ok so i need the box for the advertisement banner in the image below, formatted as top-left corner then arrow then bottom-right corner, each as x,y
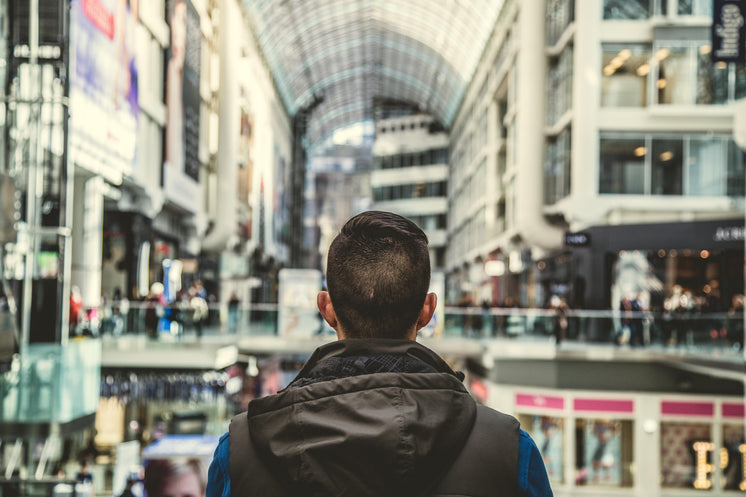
278,269 -> 322,338
712,0 -> 746,63
164,0 -> 202,210
69,0 -> 139,177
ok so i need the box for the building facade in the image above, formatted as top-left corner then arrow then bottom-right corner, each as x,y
446,0 -> 745,311
372,113 -> 449,270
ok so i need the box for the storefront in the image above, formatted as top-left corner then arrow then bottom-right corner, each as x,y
569,219 -> 744,311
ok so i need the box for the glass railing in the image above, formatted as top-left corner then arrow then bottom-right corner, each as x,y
97,302 -> 744,361
0,338 -> 101,423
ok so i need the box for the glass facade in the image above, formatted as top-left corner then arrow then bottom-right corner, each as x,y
374,148 -> 448,169
372,181 -> 447,202
600,134 -> 745,196
601,45 -> 650,107
547,47 -> 573,123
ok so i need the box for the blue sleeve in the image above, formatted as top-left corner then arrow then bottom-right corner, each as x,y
516,429 -> 554,497
206,432 -> 231,497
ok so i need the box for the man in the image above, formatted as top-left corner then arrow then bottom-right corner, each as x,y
207,211 -> 552,497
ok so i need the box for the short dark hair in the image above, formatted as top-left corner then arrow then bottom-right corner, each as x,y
326,211 -> 431,338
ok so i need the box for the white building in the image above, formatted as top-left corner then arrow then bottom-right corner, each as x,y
372,114 -> 449,270
447,0 -> 745,310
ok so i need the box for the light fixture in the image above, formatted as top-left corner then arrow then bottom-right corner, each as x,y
700,249 -> 710,259
657,78 -> 667,89
636,63 -> 650,76
659,151 -> 674,161
634,146 -> 647,157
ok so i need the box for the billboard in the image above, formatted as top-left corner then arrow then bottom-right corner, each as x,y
164,0 -> 202,210
69,0 -> 139,177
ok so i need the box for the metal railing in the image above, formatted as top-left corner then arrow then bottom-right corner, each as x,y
93,302 -> 744,360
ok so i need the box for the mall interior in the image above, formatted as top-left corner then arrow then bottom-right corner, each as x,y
0,0 -> 745,496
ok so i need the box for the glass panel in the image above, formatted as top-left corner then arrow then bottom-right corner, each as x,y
651,138 -> 684,195
678,0 -> 694,15
519,415 -> 565,484
601,46 -> 650,107
658,47 -> 693,105
696,49 -> 729,104
603,0 -> 651,19
727,140 -> 746,196
661,422 -> 713,489
575,419 -> 634,487
599,138 -> 646,194
736,64 -> 746,100
722,423 -> 745,491
688,138 -> 724,195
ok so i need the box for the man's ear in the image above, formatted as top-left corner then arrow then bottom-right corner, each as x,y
317,291 -> 339,330
416,292 -> 437,330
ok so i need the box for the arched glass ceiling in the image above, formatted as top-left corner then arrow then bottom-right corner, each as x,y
242,0 -> 503,152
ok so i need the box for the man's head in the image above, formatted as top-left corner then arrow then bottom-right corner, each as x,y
318,211 -> 435,340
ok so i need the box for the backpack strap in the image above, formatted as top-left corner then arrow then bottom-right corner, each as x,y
229,412 -> 289,497
430,405 -> 521,497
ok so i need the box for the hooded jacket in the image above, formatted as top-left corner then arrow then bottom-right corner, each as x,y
226,339 -> 525,497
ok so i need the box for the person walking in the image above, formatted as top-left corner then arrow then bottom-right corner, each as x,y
206,211 -> 552,497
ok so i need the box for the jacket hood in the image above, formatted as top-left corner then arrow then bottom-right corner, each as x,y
246,339 -> 477,497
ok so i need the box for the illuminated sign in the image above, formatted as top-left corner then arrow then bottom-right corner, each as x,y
692,441 -> 746,490
564,232 -> 590,247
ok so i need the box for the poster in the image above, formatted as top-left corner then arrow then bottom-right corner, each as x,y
583,419 -> 622,485
69,0 -> 139,176
164,0 -> 202,210
277,269 -> 322,338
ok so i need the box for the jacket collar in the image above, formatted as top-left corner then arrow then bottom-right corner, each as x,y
289,338 -> 465,385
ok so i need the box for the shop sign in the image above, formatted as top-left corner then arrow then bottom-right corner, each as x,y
564,231 -> 590,247
713,225 -> 745,242
712,0 -> 746,63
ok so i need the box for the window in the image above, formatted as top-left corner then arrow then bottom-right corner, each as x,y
656,42 -> 745,105
688,138 -> 723,195
651,138 -> 683,195
545,128 -> 572,203
600,134 -> 745,196
661,422 -> 712,489
599,138 -> 646,194
657,47 -> 693,105
546,0 -> 575,46
603,0 -> 650,19
601,45 -> 650,107
547,47 -> 573,123
722,423 -> 745,491
519,415 -> 565,484
575,418 -> 634,487
727,140 -> 746,197
676,0 -> 712,16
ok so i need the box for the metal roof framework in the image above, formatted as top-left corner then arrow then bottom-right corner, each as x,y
242,0 -> 502,153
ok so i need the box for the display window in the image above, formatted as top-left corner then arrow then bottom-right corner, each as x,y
661,422 -> 713,489
575,418 -> 633,487
721,423 -> 745,491
519,414 -> 565,483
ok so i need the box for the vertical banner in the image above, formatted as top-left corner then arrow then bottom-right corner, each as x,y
69,0 -> 139,176
712,0 -> 746,63
164,0 -> 202,209
278,269 -> 322,338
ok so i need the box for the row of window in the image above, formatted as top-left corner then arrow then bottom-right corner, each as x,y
374,148 -> 448,170
372,181 -> 447,202
599,134 -> 745,196
521,414 -> 744,490
408,214 -> 447,232
603,0 -> 713,19
602,43 -> 746,107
